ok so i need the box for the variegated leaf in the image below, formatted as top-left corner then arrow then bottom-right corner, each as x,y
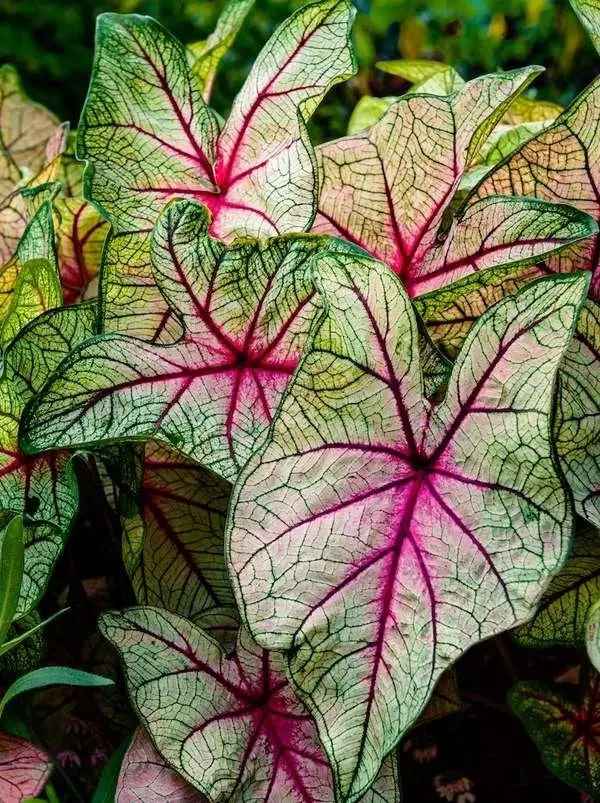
187,0 -> 255,102
555,300 -> 600,527
313,69 -> 596,295
0,730 -> 52,802
79,1 -> 355,241
570,0 -> 600,54
509,674 -> 600,797
227,252 -> 588,801
515,524 -> 600,647
474,77 -> 600,300
55,197 -> 109,303
117,728 -> 206,803
21,200 -> 328,481
100,608 -> 400,803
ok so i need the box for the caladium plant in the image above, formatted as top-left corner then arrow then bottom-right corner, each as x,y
4,0 -> 600,800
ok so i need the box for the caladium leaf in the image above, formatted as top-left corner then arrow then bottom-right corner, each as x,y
502,94 -> 562,125
313,69 -> 595,295
117,728 -> 206,802
509,675 -> 600,797
0,258 -> 62,349
227,252 -> 589,802
0,303 -> 96,618
100,230 -> 183,344
100,607 -> 400,803
0,730 -> 52,802
570,0 -> 600,54
121,440 -> 237,635
474,77 -> 600,300
514,525 -> 600,648
587,598 -> 600,672
0,66 -> 59,185
55,197 -> 109,303
21,200 -> 328,481
187,0 -> 255,102
555,300 -> 600,528
79,0 -> 356,241
375,60 -> 465,96
415,264 -> 546,358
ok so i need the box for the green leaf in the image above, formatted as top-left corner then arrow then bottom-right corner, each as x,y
570,0 -> 600,54
0,515 -> 24,647
0,666 -> 113,717
227,256 -> 589,801
347,96 -> 395,135
0,608 -> 67,658
22,200 -> 330,481
100,608 -> 400,802
0,258 -> 62,350
92,736 -> 132,803
187,0 -> 255,102
555,300 -> 600,527
509,675 -> 600,797
514,525 -> 600,648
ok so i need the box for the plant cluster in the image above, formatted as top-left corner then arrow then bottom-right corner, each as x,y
0,0 -> 600,800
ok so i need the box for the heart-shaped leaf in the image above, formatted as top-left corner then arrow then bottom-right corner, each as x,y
21,200 -> 330,481
474,77 -> 600,300
100,607 -> 400,803
117,728 -> 206,802
121,440 -> 237,641
313,69 -> 596,295
0,730 -> 52,802
187,0 -> 255,102
79,0 -> 355,241
514,524 -> 600,648
509,674 -> 600,797
555,300 -> 600,527
227,251 -> 588,801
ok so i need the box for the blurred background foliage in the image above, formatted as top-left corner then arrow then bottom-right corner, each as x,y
0,0 -> 597,142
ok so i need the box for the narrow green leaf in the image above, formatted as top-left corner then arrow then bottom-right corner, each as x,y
586,598 -> 600,672
0,608 -> 67,658
0,515 -> 24,646
91,735 -> 131,803
0,666 -> 113,718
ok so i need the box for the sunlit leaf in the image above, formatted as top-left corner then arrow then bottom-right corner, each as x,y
79,1 -> 356,241
509,674 -> 600,797
555,300 -> 600,527
514,525 -> 600,647
187,0 -> 255,102
117,728 -> 205,802
502,94 -> 562,125
313,69 -> 595,296
0,730 -> 52,803
0,66 -> 59,186
347,96 -> 395,135
0,515 -> 24,648
570,0 -> 600,54
474,77 -> 600,300
375,59 -> 451,82
227,253 -> 588,801
54,197 -> 109,303
22,200 -> 330,481
101,608 -> 400,802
